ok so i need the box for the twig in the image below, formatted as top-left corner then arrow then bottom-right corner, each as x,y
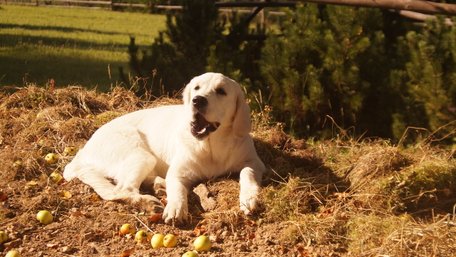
133,214 -> 153,233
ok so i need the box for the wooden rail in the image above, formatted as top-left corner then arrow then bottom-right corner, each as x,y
0,0 -> 149,9
154,1 -> 456,16
300,0 -> 456,16
1,0 -> 456,16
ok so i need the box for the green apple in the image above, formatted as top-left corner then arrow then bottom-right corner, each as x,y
12,160 -> 23,169
182,250 -> 199,257
36,210 -> 53,225
134,230 -> 148,243
119,223 -> 135,236
44,153 -> 58,165
5,250 -> 21,257
49,171 -> 63,184
63,146 -> 78,156
163,233 -> 177,248
193,235 -> 211,252
151,233 -> 165,249
0,230 -> 8,244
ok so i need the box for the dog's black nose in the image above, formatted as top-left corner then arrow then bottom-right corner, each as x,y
192,96 -> 208,110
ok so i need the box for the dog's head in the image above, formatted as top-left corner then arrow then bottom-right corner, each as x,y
183,73 -> 251,140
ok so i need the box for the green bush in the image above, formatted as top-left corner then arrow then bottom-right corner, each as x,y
260,5 -> 387,137
391,18 -> 456,141
259,4 -> 455,141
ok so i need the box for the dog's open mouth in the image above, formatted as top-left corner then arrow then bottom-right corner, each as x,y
191,113 -> 220,139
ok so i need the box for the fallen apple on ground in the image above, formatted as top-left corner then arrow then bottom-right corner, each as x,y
36,210 -> 53,225
134,230 -> 148,243
182,250 -> 199,257
5,249 -> 21,257
49,171 -> 63,184
163,233 -> 177,248
12,160 -> 23,169
151,233 -> 165,249
0,230 -> 8,244
119,223 -> 135,236
193,235 -> 211,252
64,146 -> 78,156
44,153 -> 59,165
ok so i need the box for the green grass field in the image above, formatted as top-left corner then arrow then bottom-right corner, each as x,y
0,5 -> 166,89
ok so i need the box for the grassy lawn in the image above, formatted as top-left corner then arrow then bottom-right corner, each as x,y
0,5 -> 166,90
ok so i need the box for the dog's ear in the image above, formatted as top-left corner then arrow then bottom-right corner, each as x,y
182,81 -> 192,105
233,87 -> 251,137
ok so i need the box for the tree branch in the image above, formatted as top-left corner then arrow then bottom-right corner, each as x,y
297,0 -> 456,16
398,10 -> 454,25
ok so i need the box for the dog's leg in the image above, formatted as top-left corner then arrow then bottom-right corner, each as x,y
113,151 -> 162,205
239,159 -> 264,215
162,166 -> 191,224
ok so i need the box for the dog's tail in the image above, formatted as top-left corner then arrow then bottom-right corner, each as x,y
63,160 -> 131,201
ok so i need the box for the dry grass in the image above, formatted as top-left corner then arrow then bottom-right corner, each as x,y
0,85 -> 455,256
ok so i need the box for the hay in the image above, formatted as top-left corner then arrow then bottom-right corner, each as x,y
347,146 -> 411,190
1,85 -> 455,256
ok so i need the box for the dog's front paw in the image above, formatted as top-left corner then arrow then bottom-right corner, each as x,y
163,199 -> 188,224
239,186 -> 260,215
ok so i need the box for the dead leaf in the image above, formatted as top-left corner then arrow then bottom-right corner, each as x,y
120,248 -> 134,257
148,213 -> 162,223
245,219 -> 257,227
295,243 -> 310,257
193,225 -> 207,236
0,192 -> 8,202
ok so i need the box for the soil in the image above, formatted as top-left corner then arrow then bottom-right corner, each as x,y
1,85 -> 455,257
0,86 -> 315,257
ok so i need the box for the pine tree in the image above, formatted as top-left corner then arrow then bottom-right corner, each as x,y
260,4 -> 386,137
128,0 -> 222,95
206,12 -> 266,89
392,17 -> 456,141
260,5 -> 454,141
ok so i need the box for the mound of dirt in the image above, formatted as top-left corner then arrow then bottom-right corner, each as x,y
0,86 -> 304,256
1,86 -> 455,257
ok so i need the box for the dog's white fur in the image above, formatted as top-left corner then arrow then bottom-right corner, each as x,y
63,73 -> 265,223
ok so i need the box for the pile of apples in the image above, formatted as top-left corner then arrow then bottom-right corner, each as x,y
119,223 -> 212,257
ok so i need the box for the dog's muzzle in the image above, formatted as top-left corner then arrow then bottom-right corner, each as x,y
191,113 -> 220,140
192,95 -> 207,111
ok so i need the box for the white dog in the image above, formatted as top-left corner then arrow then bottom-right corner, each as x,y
64,73 -> 265,223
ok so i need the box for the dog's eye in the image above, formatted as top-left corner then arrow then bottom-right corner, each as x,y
216,88 -> 226,96
194,85 -> 200,91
